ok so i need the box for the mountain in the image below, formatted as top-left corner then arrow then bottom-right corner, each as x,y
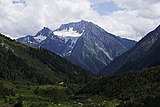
65,21 -> 136,73
100,25 -> 160,75
77,65 -> 160,107
0,33 -> 93,84
17,20 -> 136,73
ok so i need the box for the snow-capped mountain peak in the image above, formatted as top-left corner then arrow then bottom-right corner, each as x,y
34,27 -> 53,43
54,20 -> 90,35
17,20 -> 137,73
35,27 -> 53,37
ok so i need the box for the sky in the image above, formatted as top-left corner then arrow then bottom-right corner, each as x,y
0,0 -> 160,41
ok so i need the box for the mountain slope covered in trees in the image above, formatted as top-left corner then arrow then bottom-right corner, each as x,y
78,65 -> 160,107
0,33 -> 93,84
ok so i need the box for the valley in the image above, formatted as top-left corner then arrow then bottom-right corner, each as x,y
0,20 -> 160,107
0,80 -> 120,107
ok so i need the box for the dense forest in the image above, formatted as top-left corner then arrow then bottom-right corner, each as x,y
77,65 -> 160,107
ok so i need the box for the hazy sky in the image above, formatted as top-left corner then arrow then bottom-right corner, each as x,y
0,0 -> 160,40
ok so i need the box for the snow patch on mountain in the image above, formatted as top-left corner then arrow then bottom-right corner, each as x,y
64,37 -> 79,44
95,43 -> 113,61
54,27 -> 83,37
34,35 -> 47,43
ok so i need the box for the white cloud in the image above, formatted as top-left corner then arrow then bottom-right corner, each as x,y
0,0 -> 97,38
88,0 -> 111,4
0,0 -> 160,41
107,0 -> 160,40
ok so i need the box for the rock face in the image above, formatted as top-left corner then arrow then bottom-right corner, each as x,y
17,20 -> 136,73
100,25 -> 160,75
66,21 -> 136,73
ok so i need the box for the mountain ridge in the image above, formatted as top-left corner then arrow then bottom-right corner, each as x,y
100,25 -> 160,75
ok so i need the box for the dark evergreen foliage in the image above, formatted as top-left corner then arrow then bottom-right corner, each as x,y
0,34 -> 94,84
78,65 -> 160,106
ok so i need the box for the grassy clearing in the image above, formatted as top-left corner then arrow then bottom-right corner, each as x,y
0,80 -> 119,107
